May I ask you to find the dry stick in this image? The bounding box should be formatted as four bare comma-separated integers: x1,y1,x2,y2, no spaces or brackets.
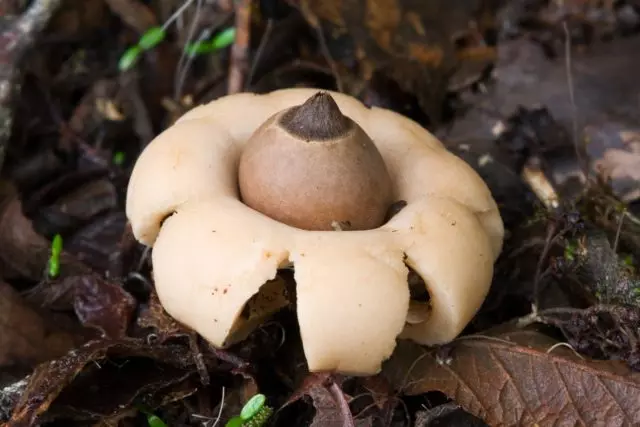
227,0,251,94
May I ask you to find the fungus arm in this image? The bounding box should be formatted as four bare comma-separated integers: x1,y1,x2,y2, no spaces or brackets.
291,235,409,375
126,120,239,246
383,197,495,345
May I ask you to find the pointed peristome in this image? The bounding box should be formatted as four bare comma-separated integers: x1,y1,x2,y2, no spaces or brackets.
278,91,353,141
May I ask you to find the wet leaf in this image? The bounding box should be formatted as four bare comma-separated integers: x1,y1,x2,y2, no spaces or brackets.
282,373,355,427
7,338,204,426
0,281,82,369
66,211,127,274
297,0,500,121
26,274,136,339
383,330,640,426
72,274,137,338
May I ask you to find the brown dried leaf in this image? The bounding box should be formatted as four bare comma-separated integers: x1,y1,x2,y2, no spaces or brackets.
283,373,356,427
298,0,499,120
0,282,82,369
7,338,205,426
25,274,136,339
383,330,640,426
72,274,136,338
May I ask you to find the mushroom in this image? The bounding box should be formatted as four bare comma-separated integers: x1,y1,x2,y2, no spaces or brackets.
126,88,504,376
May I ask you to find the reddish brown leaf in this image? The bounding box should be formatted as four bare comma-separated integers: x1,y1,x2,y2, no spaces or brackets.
0,282,82,369
297,0,499,121
283,373,356,427
383,330,640,426
25,274,136,339
72,274,136,338
7,338,206,426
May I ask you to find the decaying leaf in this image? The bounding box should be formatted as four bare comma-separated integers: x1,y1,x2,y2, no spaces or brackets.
282,373,356,427
0,281,82,369
383,330,640,426
6,338,208,426
24,274,136,339
297,0,500,121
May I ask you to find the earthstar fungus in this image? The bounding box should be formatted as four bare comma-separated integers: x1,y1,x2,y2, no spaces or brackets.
126,88,504,376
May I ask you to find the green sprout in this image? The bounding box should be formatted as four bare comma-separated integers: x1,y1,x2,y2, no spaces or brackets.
225,394,272,427
113,151,126,166
185,27,236,56
119,21,236,72
48,234,63,278
146,414,168,427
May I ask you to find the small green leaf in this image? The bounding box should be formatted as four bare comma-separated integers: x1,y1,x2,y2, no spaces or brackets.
113,151,125,166
147,414,168,427
184,40,214,56
240,394,266,421
211,27,236,50
225,416,244,427
119,45,142,71
48,234,63,278
139,26,166,50
51,234,63,255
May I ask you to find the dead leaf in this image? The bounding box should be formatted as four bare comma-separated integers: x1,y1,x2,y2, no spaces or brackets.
0,281,82,369
383,330,640,426
25,274,136,339
67,211,127,274
72,274,136,338
297,0,499,121
7,338,208,426
282,373,356,427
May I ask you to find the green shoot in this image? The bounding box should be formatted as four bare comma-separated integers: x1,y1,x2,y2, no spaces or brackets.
48,234,63,278
225,416,244,427
146,414,168,427
241,394,266,420
113,151,126,166
139,26,166,50
184,27,236,57
225,394,271,427
118,0,235,73
119,45,142,72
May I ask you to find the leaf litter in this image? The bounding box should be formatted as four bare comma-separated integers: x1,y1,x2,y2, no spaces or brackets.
3,0,640,426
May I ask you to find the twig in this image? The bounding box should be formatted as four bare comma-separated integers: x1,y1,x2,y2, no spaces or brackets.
227,0,251,94
245,18,274,89
0,0,64,174
559,0,589,177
